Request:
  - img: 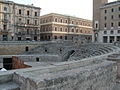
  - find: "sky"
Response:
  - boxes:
[12,0,115,20]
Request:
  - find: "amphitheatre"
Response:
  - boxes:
[0,40,120,90]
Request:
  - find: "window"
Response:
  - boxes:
[104,23,107,27]
[35,29,37,34]
[110,30,114,34]
[104,31,107,34]
[54,36,57,39]
[111,22,114,27]
[111,15,114,19]
[55,18,57,22]
[65,36,67,40]
[48,36,50,40]
[19,9,21,15]
[35,12,37,16]
[19,18,22,23]
[80,30,82,33]
[4,7,7,11]
[45,48,47,52]
[55,27,57,31]
[104,16,107,20]
[60,36,62,39]
[118,22,120,27]
[80,22,82,25]
[118,30,120,33]
[76,29,78,33]
[3,25,7,30]
[104,10,107,13]
[72,21,74,24]
[111,8,114,12]
[119,14,120,18]
[27,19,30,24]
[76,22,78,24]
[35,20,37,25]
[4,14,7,19]
[36,58,39,62]
[60,27,62,31]
[103,36,108,43]
[27,11,29,16]
[60,19,63,23]
[65,20,68,23]
[96,23,98,28]
[18,37,21,41]
[40,36,43,39]
[65,28,68,32]
[72,29,74,32]
[45,36,47,39]
[119,7,120,11]
[27,29,29,34]
[25,47,29,52]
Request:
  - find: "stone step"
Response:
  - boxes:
[0,81,20,90]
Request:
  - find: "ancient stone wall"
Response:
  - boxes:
[0,41,55,55]
[0,45,38,55]
[17,55,62,62]
[12,56,117,90]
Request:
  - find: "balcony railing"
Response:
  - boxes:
[16,23,40,27]
[16,32,40,35]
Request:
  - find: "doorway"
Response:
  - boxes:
[34,36,37,41]
[3,58,12,70]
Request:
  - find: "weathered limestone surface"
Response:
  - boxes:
[12,56,117,90]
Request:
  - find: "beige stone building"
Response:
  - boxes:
[93,0,120,43]
[40,13,93,42]
[0,0,41,41]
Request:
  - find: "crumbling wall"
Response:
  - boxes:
[13,56,117,90]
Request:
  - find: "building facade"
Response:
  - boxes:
[0,0,41,41]
[93,0,120,43]
[40,13,93,42]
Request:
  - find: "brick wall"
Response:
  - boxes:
[12,56,31,69]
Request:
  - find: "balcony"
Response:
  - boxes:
[16,23,39,28]
[16,31,40,36]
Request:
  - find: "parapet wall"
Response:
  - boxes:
[12,55,117,90]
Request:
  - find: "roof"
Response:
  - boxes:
[41,13,92,22]
[0,0,41,9]
[101,0,120,8]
